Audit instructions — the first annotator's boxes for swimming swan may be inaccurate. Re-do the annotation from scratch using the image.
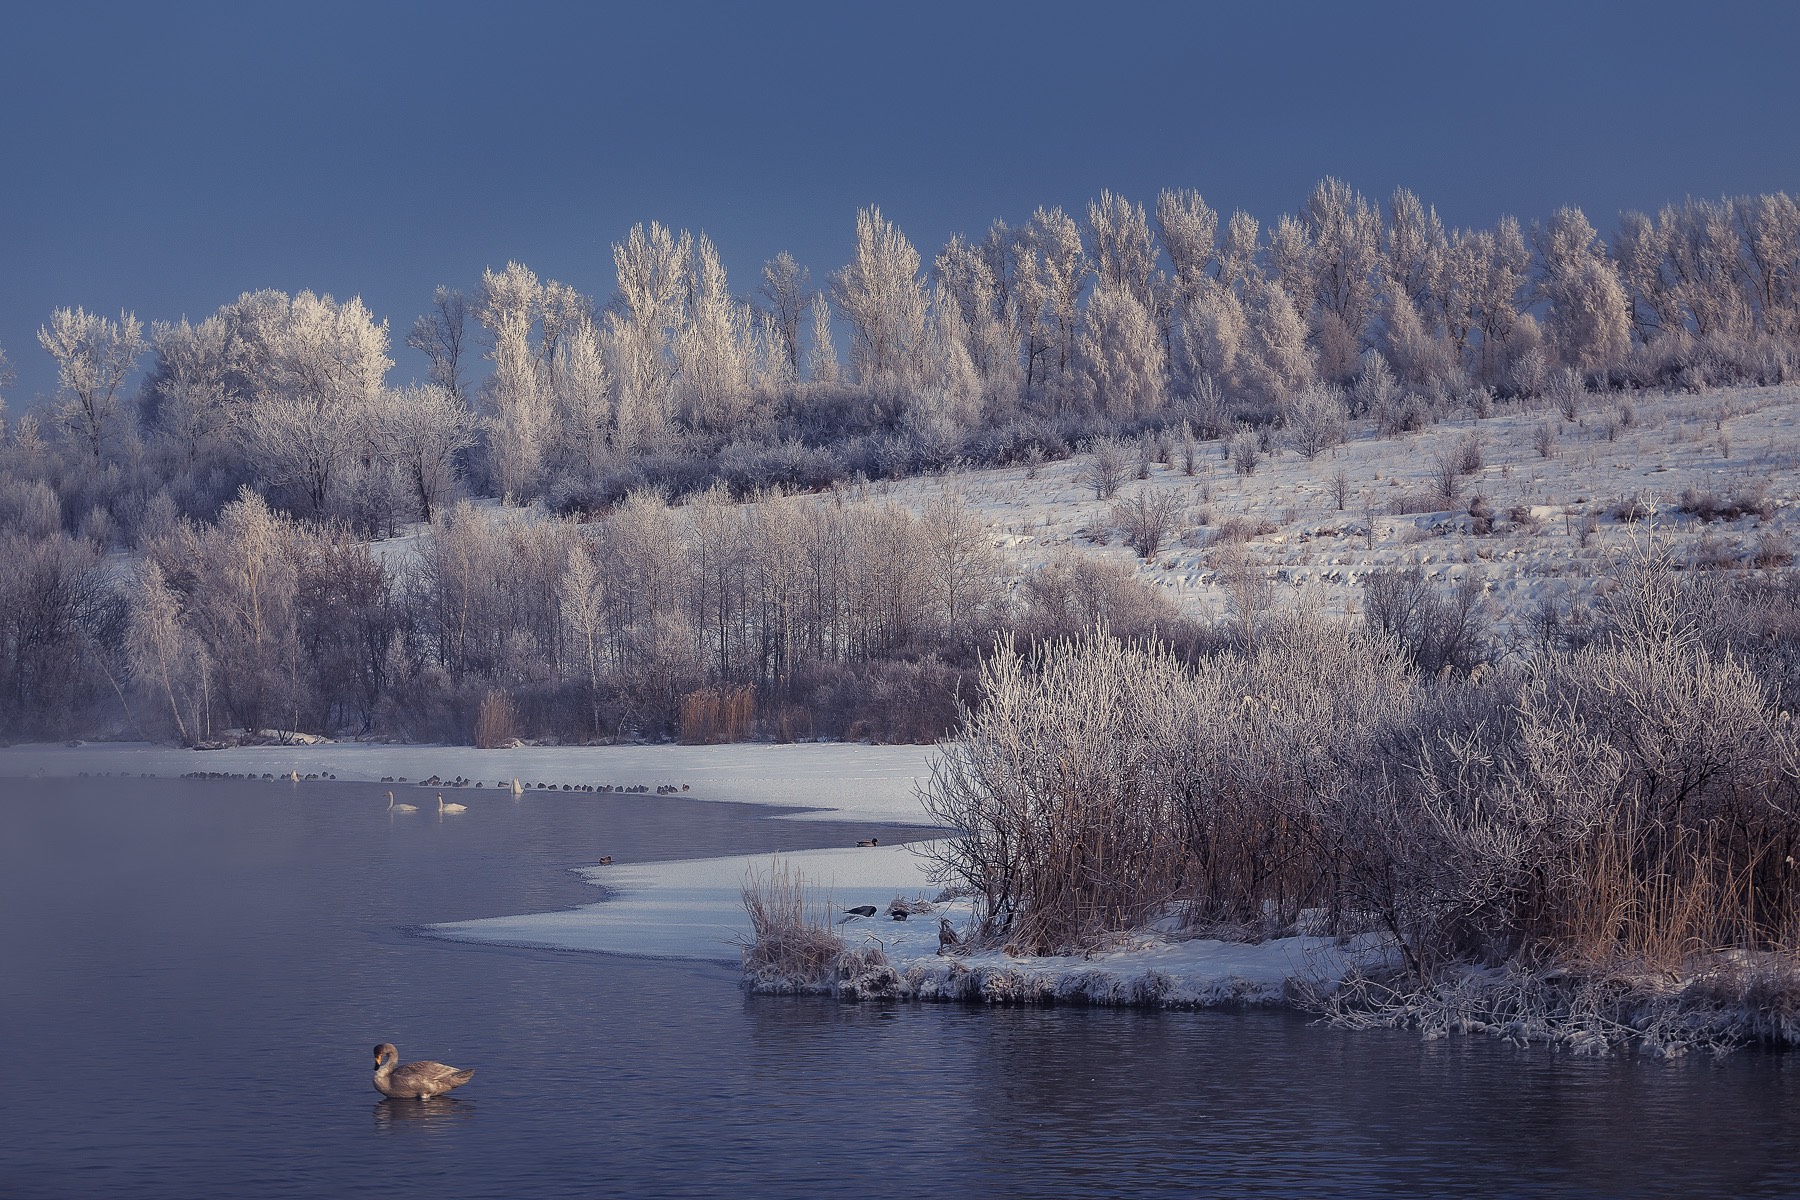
[387,791,419,814]
[372,1044,474,1100]
[438,793,467,814]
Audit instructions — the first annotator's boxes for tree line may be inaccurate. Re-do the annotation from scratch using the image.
[0,483,1182,744]
[0,177,1796,744]
[2,180,1796,540]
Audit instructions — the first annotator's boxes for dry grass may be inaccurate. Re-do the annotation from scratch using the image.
[472,689,520,748]
[680,685,756,743]
[738,860,847,990]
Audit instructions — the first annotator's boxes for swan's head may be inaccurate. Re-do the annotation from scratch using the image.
[374,1043,397,1069]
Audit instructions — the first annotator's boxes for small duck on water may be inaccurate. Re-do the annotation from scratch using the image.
[372,1044,474,1100]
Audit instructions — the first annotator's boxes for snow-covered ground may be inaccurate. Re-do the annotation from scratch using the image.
[0,740,936,825]
[433,838,1392,1008]
[841,383,1800,628]
[433,842,932,962]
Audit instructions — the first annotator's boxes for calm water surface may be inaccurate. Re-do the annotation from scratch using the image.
[3,774,1798,1199]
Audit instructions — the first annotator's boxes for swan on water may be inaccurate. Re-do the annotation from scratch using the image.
[387,791,419,814]
[372,1044,473,1100]
[438,793,467,814]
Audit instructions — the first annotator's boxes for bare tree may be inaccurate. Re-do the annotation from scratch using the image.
[407,286,470,401]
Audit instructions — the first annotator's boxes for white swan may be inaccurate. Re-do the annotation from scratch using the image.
[438,792,467,814]
[510,778,523,796]
[388,791,418,814]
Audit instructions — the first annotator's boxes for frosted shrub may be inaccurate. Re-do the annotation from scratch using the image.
[923,634,1206,953]
[922,620,1415,953]
[1229,427,1261,476]
[1111,488,1182,560]
[1283,384,1349,459]
[1078,440,1130,499]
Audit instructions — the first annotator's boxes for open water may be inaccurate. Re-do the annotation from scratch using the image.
[3,773,1798,1198]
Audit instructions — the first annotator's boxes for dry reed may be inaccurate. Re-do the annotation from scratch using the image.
[473,689,520,748]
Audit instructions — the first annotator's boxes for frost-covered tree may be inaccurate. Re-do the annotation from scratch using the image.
[1015,206,1087,399]
[1157,188,1220,305]
[758,251,810,376]
[1282,382,1349,458]
[0,342,12,438]
[549,311,613,475]
[1302,178,1385,380]
[1087,190,1160,308]
[805,292,839,385]
[139,289,390,515]
[1613,209,1682,342]
[1736,192,1800,337]
[1242,277,1316,403]
[609,222,691,448]
[238,291,392,515]
[933,232,1019,403]
[375,384,476,521]
[144,316,234,470]
[675,235,754,432]
[475,262,551,498]
[1664,199,1754,341]
[1448,217,1531,385]
[407,286,470,401]
[1174,280,1247,395]
[1076,283,1166,419]
[1267,214,1314,316]
[908,286,985,442]
[1217,211,1261,293]
[126,559,204,745]
[1386,187,1447,319]
[830,206,928,386]
[1535,207,1631,375]
[38,306,145,458]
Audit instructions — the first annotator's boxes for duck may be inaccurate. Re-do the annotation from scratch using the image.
[857,837,879,847]
[596,856,613,865]
[387,791,419,815]
[438,793,468,814]
[371,1043,474,1100]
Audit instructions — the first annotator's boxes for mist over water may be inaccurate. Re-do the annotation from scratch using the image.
[4,774,1797,1199]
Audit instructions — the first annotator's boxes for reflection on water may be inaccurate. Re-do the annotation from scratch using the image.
[373,1098,477,1132]
[4,774,1800,1199]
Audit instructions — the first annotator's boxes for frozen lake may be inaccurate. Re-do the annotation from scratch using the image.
[5,773,1800,1198]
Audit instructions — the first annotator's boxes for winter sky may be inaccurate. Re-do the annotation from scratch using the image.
[2,0,1796,400]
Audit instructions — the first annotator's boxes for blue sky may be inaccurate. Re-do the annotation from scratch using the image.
[2,0,1796,401]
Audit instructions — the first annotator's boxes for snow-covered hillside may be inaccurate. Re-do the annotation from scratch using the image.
[842,382,1798,632]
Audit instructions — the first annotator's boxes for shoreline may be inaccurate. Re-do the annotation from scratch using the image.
[0,739,937,825]
[19,741,1786,1051]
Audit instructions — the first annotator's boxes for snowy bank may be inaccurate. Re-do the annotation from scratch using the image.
[432,839,1394,1009]
[432,843,934,962]
[0,741,937,825]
